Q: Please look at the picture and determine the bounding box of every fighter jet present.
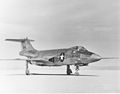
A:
[2,38,118,75]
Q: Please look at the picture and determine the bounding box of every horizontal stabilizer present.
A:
[5,38,34,42]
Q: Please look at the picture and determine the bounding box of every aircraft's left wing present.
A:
[0,58,49,62]
[0,58,57,66]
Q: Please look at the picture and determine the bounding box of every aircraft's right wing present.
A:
[100,57,119,59]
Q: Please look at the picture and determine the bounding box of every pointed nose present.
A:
[90,54,101,62]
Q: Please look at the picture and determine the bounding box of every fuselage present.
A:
[19,46,101,66]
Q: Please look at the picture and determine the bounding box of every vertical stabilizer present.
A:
[5,38,35,51]
[6,38,38,58]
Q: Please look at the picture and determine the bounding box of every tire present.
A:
[26,70,30,75]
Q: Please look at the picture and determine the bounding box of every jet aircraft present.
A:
[2,38,118,75]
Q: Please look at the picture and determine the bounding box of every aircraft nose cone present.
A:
[90,54,101,62]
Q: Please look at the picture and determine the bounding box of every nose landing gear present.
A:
[75,65,80,76]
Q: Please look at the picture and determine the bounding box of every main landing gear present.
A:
[66,65,80,76]
[26,60,30,75]
[66,65,72,75]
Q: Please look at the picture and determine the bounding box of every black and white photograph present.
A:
[0,0,120,93]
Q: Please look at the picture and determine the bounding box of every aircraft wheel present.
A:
[74,71,80,76]
[26,70,30,75]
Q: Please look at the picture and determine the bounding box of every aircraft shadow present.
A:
[7,73,98,77]
[30,73,98,77]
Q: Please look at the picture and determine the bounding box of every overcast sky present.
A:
[0,0,119,58]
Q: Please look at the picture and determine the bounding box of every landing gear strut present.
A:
[25,60,30,75]
[75,65,80,76]
[66,65,72,75]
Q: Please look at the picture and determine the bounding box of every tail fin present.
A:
[5,38,35,51]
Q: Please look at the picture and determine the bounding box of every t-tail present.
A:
[5,38,38,58]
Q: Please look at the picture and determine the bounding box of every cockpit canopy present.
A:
[78,46,87,52]
[71,46,88,52]
[70,46,93,55]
